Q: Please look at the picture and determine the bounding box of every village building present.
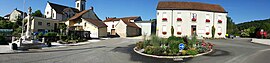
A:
[104,17,142,38]
[156,2,228,38]
[66,9,107,38]
[4,8,27,22]
[135,20,156,36]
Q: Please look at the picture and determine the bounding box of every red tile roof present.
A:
[68,9,101,21]
[83,18,107,28]
[69,9,90,21]
[121,18,140,28]
[157,2,227,13]
[103,16,140,22]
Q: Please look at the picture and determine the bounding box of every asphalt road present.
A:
[0,38,270,63]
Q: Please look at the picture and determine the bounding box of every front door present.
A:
[191,25,197,35]
[111,29,116,35]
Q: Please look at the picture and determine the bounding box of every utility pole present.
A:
[21,0,26,37]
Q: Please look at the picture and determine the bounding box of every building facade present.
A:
[104,17,141,38]
[156,2,228,38]
[5,8,27,22]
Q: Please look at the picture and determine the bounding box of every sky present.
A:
[0,0,269,24]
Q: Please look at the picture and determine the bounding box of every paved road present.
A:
[0,38,270,63]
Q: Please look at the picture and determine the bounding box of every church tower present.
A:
[75,0,86,11]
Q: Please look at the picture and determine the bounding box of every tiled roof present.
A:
[68,9,90,21]
[48,1,80,14]
[83,18,107,28]
[157,2,227,13]
[68,9,101,21]
[104,16,140,22]
[121,18,140,28]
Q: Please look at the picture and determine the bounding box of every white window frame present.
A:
[206,14,210,19]
[177,12,181,18]
[162,25,167,32]
[177,25,181,32]
[192,13,197,18]
[162,12,167,18]
[205,26,210,32]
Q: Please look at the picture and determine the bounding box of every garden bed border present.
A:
[133,47,213,59]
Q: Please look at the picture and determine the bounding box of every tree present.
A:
[32,10,43,17]
[227,16,240,35]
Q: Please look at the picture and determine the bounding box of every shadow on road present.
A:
[110,44,190,63]
[205,49,231,57]
[10,46,107,54]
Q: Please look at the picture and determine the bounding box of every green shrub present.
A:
[143,40,150,48]
[44,32,57,37]
[150,36,161,47]
[187,49,198,55]
[136,41,144,49]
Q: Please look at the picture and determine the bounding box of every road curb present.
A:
[133,47,213,59]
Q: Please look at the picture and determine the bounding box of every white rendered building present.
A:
[156,2,228,38]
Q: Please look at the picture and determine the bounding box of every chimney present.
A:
[90,6,94,10]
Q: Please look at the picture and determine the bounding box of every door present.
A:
[191,25,197,35]
[111,29,116,35]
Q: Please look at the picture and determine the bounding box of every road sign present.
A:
[179,43,185,50]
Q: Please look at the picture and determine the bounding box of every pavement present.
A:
[0,38,270,63]
[251,38,270,45]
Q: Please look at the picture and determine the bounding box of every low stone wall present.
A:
[251,38,270,45]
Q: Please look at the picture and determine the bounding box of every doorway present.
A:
[191,25,196,35]
[111,29,116,35]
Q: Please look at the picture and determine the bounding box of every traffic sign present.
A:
[179,43,185,50]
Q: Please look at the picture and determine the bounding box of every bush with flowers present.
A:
[135,35,214,56]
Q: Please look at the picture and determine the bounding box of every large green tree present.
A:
[32,10,43,17]
[226,16,240,35]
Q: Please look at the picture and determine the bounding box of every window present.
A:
[162,25,167,35]
[77,3,79,7]
[38,22,42,25]
[84,23,86,27]
[217,27,222,35]
[112,25,114,28]
[47,12,49,14]
[206,14,210,22]
[177,12,182,21]
[177,25,182,35]
[162,12,167,21]
[177,25,181,32]
[192,13,197,21]
[47,23,50,26]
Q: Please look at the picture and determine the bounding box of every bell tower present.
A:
[75,0,86,11]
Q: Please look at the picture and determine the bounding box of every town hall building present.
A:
[156,2,228,38]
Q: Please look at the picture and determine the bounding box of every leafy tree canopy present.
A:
[32,10,43,17]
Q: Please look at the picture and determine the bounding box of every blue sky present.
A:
[0,0,269,24]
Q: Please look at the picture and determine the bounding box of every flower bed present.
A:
[135,36,214,57]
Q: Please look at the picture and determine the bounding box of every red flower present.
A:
[218,33,222,35]
[218,20,222,23]
[206,19,210,22]
[202,42,206,47]
[162,32,167,35]
[162,18,167,21]
[192,18,197,21]
[177,32,182,35]
[177,18,182,21]
[206,32,210,35]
